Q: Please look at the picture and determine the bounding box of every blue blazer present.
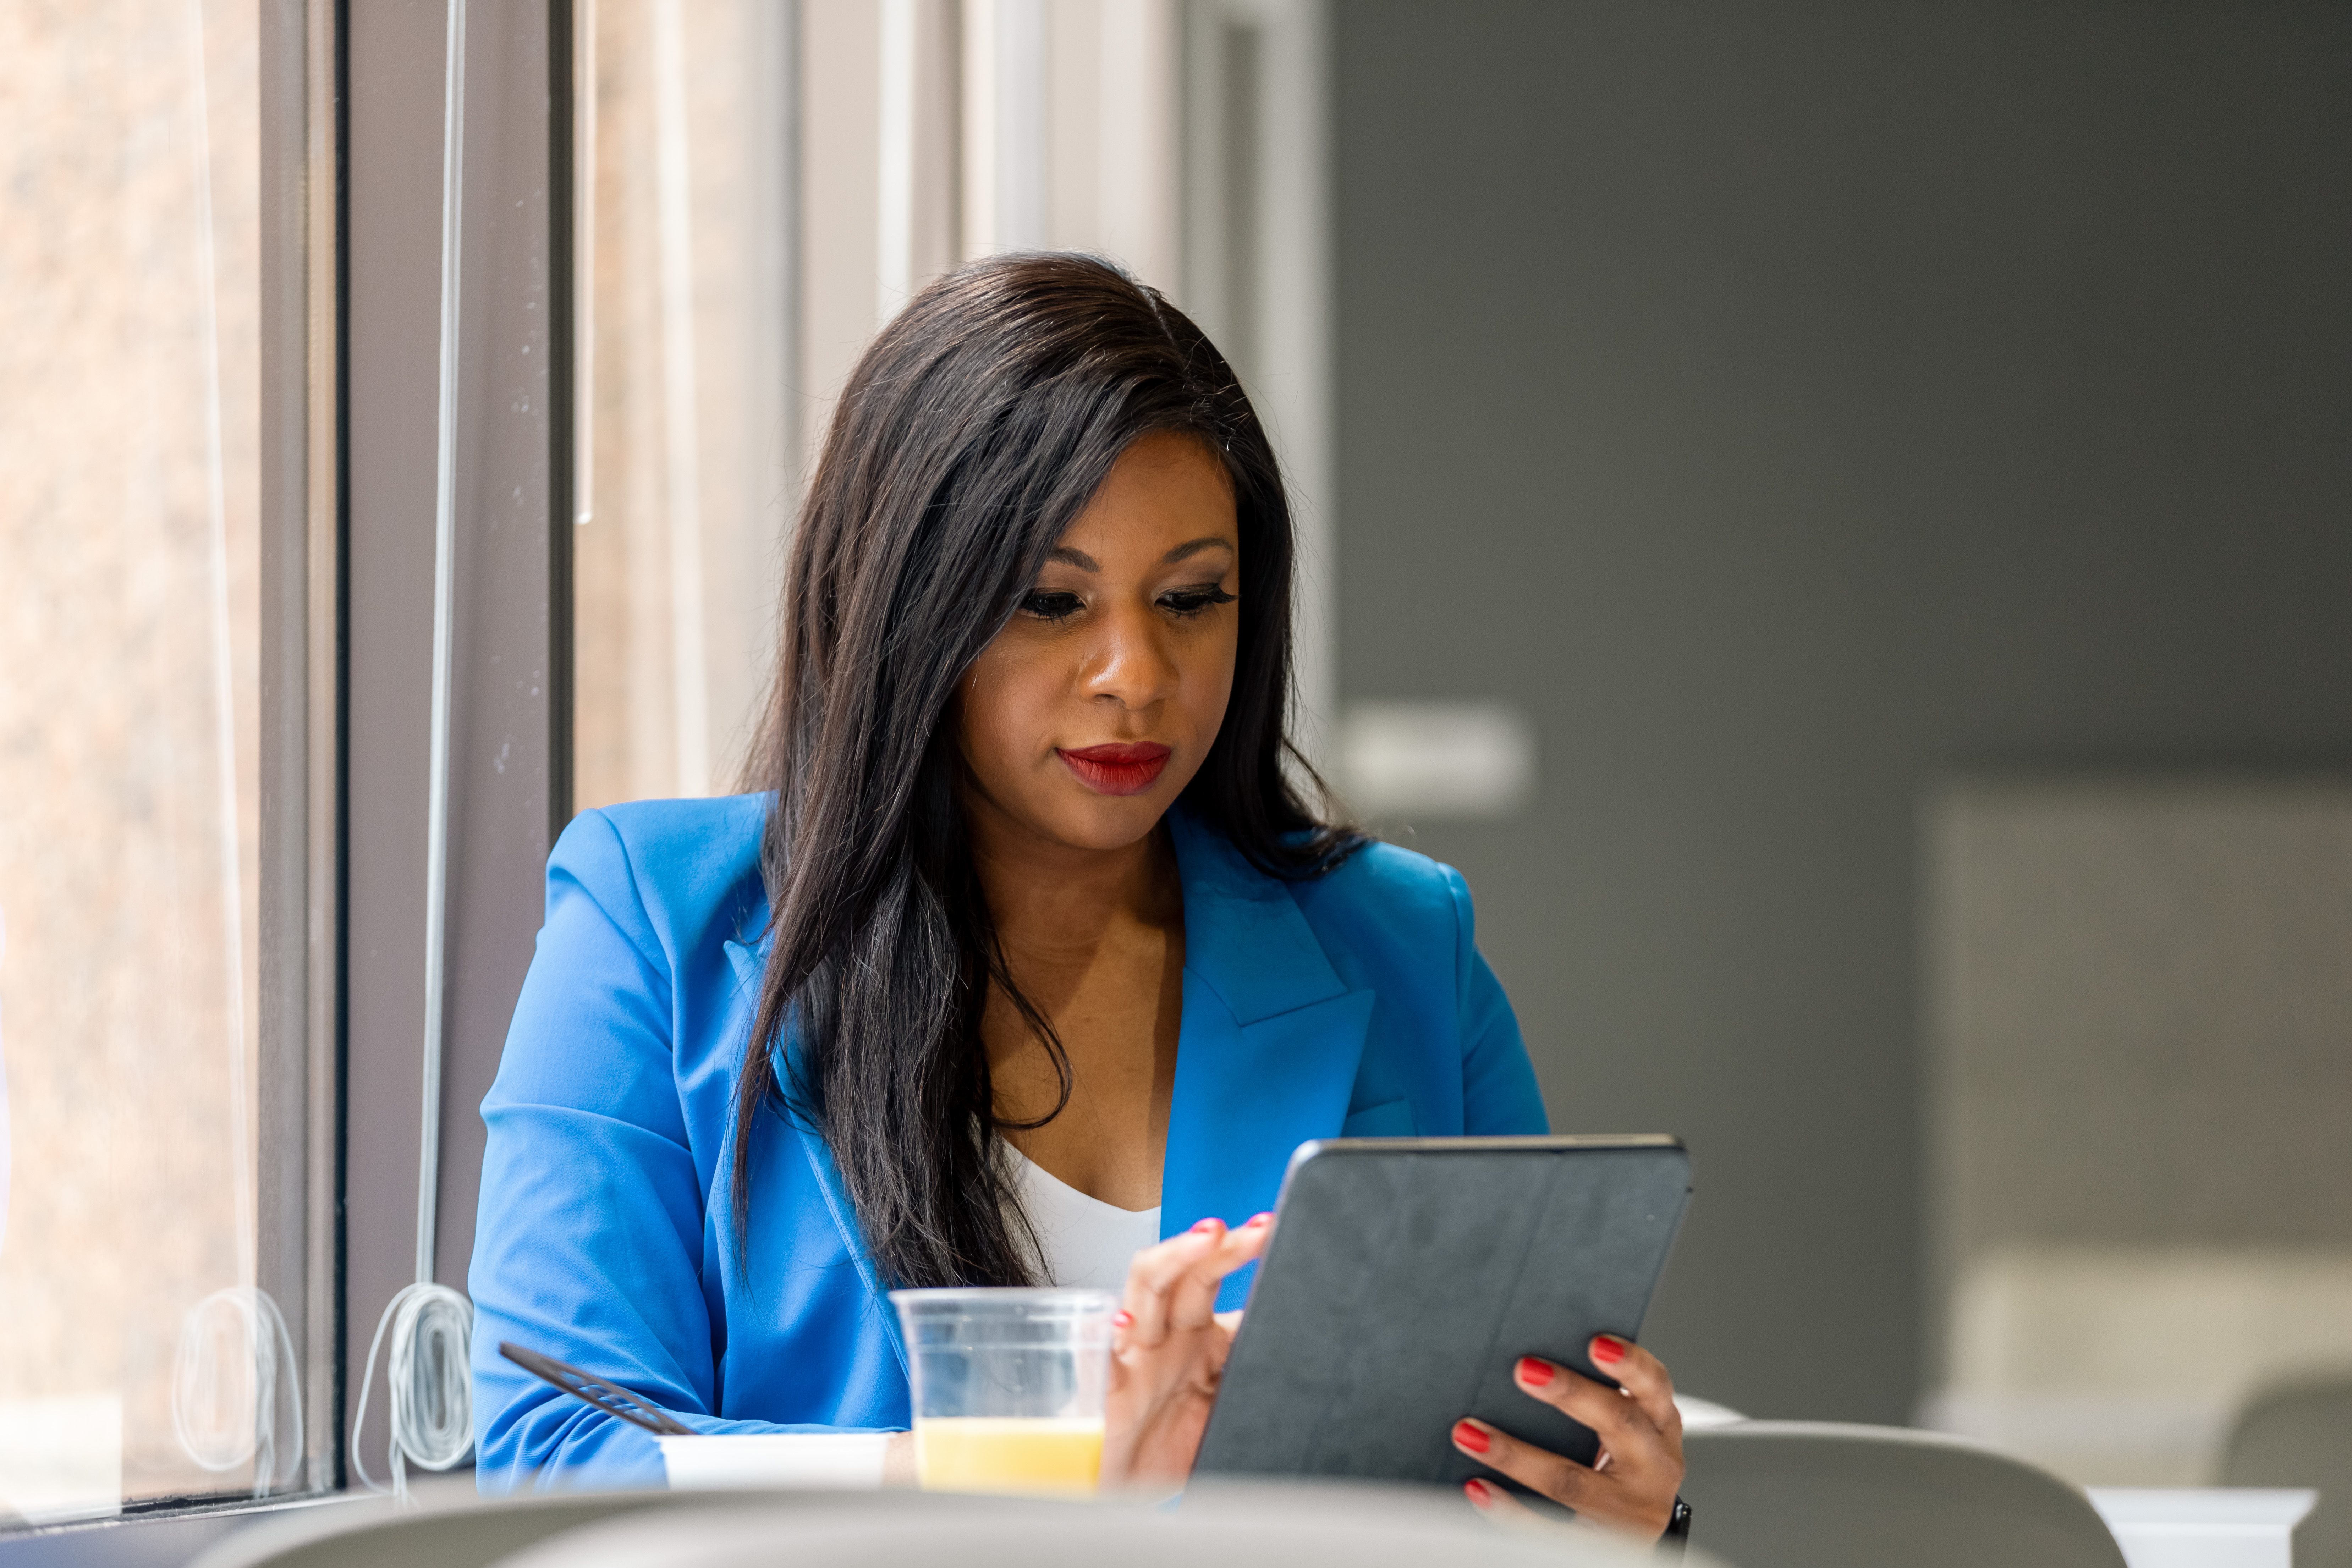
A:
[467,796,1546,1490]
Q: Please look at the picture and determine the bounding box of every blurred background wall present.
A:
[1329,0,2352,1433]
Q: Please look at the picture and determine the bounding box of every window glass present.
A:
[0,0,292,1520]
[572,0,797,811]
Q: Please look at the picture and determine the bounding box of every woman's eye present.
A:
[1020,590,1086,623]
[1160,585,1238,618]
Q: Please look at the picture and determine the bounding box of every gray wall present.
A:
[1331,0,2352,1424]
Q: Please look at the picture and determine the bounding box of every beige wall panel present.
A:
[1925,779,2352,1481]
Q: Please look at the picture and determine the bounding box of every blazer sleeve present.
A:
[1445,865,1550,1135]
[467,811,892,1493]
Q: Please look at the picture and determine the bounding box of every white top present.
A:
[1003,1143,1162,1292]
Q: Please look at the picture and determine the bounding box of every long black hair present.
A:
[735,253,1359,1289]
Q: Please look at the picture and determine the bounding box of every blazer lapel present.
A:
[1161,813,1376,1309]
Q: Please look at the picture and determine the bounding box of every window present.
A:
[571,0,799,811]
[0,0,328,1520]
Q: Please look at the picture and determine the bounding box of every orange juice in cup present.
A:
[911,1415,1105,1496]
[890,1288,1117,1497]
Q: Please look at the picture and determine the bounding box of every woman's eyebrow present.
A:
[1044,537,1233,571]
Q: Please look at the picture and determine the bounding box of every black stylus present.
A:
[498,1341,695,1437]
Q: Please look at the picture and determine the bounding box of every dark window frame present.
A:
[339,0,573,1489]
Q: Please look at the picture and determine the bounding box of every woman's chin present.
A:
[1029,790,1176,854]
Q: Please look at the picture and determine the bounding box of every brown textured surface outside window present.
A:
[0,0,294,1518]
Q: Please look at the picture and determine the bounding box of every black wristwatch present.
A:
[1659,1496,1692,1555]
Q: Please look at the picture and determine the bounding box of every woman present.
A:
[468,254,1685,1539]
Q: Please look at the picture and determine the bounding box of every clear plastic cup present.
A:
[889,1286,1118,1497]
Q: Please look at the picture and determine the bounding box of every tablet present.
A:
[1192,1134,1692,1489]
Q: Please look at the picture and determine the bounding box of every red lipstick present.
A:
[1057,742,1172,797]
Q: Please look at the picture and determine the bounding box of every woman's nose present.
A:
[1079,603,1180,711]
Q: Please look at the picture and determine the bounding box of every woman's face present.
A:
[958,430,1241,855]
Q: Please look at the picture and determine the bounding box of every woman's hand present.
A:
[1099,1213,1273,1490]
[1451,1335,1685,1543]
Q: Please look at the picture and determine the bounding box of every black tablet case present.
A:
[1192,1135,1692,1489]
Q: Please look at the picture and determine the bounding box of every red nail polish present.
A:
[1192,1218,1224,1234]
[1517,1356,1555,1387]
[1591,1335,1626,1365]
[1111,1309,1132,1329]
[1245,1211,1275,1227]
[1463,1479,1492,1507]
[1452,1420,1490,1454]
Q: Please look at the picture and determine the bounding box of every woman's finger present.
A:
[1465,1478,1641,1547]
[1120,1222,1224,1349]
[1119,1214,1272,1350]
[1477,1348,1686,1542]
[1511,1358,1657,1457]
[1450,1418,1604,1513]
[1512,1356,1681,1480]
[1462,1476,1548,1526]
[1163,1214,1271,1334]
[1587,1335,1679,1439]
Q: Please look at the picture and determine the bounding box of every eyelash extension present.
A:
[1160,586,1237,617]
[1020,590,1086,623]
[1018,585,1236,623]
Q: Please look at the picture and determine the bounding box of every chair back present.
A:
[2220,1375,2352,1568]
[494,1484,1664,1568]
[185,1486,687,1568]
[187,1482,1660,1568]
[1681,1420,2125,1568]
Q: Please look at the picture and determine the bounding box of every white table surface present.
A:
[2087,1488,2318,1568]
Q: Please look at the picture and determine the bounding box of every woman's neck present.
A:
[963,791,1186,1211]
[963,793,1183,957]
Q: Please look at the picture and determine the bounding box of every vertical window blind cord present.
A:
[353,0,474,1500]
[350,1283,474,1497]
